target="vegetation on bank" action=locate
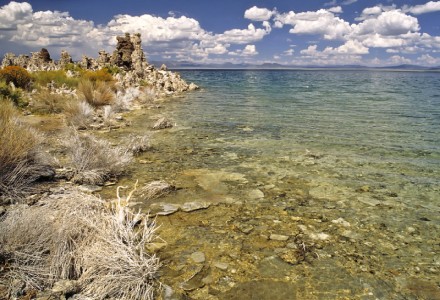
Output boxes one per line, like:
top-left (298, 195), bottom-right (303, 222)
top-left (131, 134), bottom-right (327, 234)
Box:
top-left (0, 65), bottom-right (162, 299)
top-left (0, 101), bottom-right (52, 201)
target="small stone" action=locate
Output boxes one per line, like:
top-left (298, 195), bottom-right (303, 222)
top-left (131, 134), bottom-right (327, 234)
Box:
top-left (139, 180), bottom-right (175, 200)
top-left (269, 234), bottom-right (289, 241)
top-left (52, 279), bottom-right (79, 294)
top-left (181, 201), bottom-right (210, 212)
top-left (188, 82), bottom-right (199, 91)
top-left (152, 117), bottom-right (173, 130)
top-left (161, 284), bottom-right (175, 300)
top-left (0, 206), bottom-right (5, 216)
top-left (237, 223), bottom-right (254, 234)
top-left (202, 275), bottom-right (214, 284)
top-left (331, 218), bottom-right (350, 227)
top-left (78, 185), bottom-right (103, 193)
top-left (214, 262), bottom-right (229, 270)
top-left (190, 251), bottom-right (206, 263)
top-left (357, 185), bottom-right (370, 193)
top-left (146, 242), bottom-right (168, 252)
top-left (248, 189), bottom-right (264, 200)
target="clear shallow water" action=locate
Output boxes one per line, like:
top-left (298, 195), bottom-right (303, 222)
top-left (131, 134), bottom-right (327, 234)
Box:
top-left (111, 70), bottom-right (440, 299)
top-left (173, 70), bottom-right (440, 209)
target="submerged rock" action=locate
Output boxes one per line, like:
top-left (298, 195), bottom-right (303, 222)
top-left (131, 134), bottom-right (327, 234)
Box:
top-left (152, 117), bottom-right (173, 130)
top-left (269, 234), bottom-right (290, 241)
top-left (181, 201), bottom-right (210, 212)
top-left (150, 203), bottom-right (180, 216)
top-left (190, 251), bottom-right (206, 263)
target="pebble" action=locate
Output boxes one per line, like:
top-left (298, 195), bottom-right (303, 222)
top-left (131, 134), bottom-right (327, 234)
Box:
top-left (214, 262), bottom-right (229, 270)
top-left (146, 242), bottom-right (168, 252)
top-left (331, 217), bottom-right (351, 227)
top-left (78, 185), bottom-right (103, 193)
top-left (190, 251), bottom-right (206, 263)
top-left (51, 279), bottom-right (79, 294)
top-left (237, 223), bottom-right (254, 234)
top-left (248, 189), bottom-right (265, 200)
top-left (269, 234), bottom-right (290, 241)
top-left (0, 206), bottom-right (5, 216)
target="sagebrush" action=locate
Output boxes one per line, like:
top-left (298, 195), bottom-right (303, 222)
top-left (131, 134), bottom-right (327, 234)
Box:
top-left (0, 186), bottom-right (160, 299)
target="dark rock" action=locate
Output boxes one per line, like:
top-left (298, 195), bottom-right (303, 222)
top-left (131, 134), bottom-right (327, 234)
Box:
top-left (39, 48), bottom-right (52, 62)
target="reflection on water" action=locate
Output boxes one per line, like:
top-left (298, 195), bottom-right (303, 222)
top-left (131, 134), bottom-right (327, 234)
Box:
top-left (105, 70), bottom-right (440, 299)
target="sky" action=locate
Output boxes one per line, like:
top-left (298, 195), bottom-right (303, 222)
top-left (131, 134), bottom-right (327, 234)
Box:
top-left (0, 0), bottom-right (439, 66)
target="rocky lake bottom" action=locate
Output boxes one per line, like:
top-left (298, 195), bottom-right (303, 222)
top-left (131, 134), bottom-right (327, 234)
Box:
top-left (98, 74), bottom-right (440, 299)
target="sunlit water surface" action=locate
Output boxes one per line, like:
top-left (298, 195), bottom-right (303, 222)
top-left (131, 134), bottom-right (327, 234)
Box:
top-left (109, 70), bottom-right (440, 299)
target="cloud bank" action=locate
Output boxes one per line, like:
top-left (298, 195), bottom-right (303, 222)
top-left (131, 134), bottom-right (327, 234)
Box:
top-left (0, 1), bottom-right (439, 66)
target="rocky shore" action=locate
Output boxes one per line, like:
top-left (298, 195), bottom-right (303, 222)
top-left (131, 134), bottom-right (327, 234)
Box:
top-left (1, 33), bottom-right (199, 96)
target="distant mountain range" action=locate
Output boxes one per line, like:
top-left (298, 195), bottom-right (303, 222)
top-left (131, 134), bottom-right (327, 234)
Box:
top-left (151, 61), bottom-right (440, 71)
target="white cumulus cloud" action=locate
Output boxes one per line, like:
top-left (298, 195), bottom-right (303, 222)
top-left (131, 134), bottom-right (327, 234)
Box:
top-left (275, 9), bottom-right (351, 40)
top-left (244, 6), bottom-right (275, 21)
top-left (403, 1), bottom-right (440, 15)
top-left (229, 44), bottom-right (258, 56)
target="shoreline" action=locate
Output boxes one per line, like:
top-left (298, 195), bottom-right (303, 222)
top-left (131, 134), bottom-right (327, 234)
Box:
top-left (1, 66), bottom-right (439, 299)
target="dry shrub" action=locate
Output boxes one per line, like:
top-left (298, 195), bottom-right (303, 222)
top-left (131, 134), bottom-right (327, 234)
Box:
top-left (125, 134), bottom-right (152, 155)
top-left (114, 87), bottom-right (141, 111)
top-left (63, 100), bottom-right (94, 128)
top-left (0, 186), bottom-right (160, 299)
top-left (0, 102), bottom-right (53, 202)
top-left (138, 180), bottom-right (175, 200)
top-left (31, 89), bottom-right (72, 114)
top-left (0, 66), bottom-right (32, 89)
top-left (64, 129), bottom-right (132, 185)
top-left (78, 80), bottom-right (115, 107)
top-left (81, 69), bottom-right (114, 82)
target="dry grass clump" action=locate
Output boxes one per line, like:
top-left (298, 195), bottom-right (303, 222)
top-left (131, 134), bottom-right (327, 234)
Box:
top-left (63, 100), bottom-right (94, 128)
top-left (0, 102), bottom-right (53, 202)
top-left (64, 129), bottom-right (132, 185)
top-left (0, 186), bottom-right (160, 299)
top-left (31, 89), bottom-right (72, 114)
top-left (78, 80), bottom-right (115, 108)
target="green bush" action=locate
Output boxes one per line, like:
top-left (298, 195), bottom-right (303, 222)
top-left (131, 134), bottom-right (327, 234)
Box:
top-left (0, 80), bottom-right (27, 107)
top-left (32, 70), bottom-right (79, 89)
top-left (0, 66), bottom-right (32, 89)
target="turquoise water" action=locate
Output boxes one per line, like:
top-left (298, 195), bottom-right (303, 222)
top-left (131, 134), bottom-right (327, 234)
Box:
top-left (172, 70), bottom-right (440, 210)
top-left (121, 70), bottom-right (440, 298)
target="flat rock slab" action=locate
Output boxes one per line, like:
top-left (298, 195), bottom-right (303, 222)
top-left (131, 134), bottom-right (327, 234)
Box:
top-left (150, 203), bottom-right (180, 216)
top-left (269, 234), bottom-right (290, 241)
top-left (181, 201), bottom-right (210, 212)
top-left (190, 251), bottom-right (206, 263)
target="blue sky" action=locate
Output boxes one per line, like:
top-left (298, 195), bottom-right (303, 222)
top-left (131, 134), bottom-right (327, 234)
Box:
top-left (1, 0), bottom-right (439, 66)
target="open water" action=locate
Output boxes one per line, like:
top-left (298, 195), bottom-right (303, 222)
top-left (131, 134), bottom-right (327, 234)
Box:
top-left (117, 70), bottom-right (440, 299)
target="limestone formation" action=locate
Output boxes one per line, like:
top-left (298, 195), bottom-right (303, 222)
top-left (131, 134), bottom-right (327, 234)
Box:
top-left (1, 53), bottom-right (16, 68)
top-left (59, 50), bottom-right (73, 67)
top-left (112, 33), bottom-right (135, 70)
top-left (0, 33), bottom-right (200, 95)
top-left (97, 50), bottom-right (110, 67)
